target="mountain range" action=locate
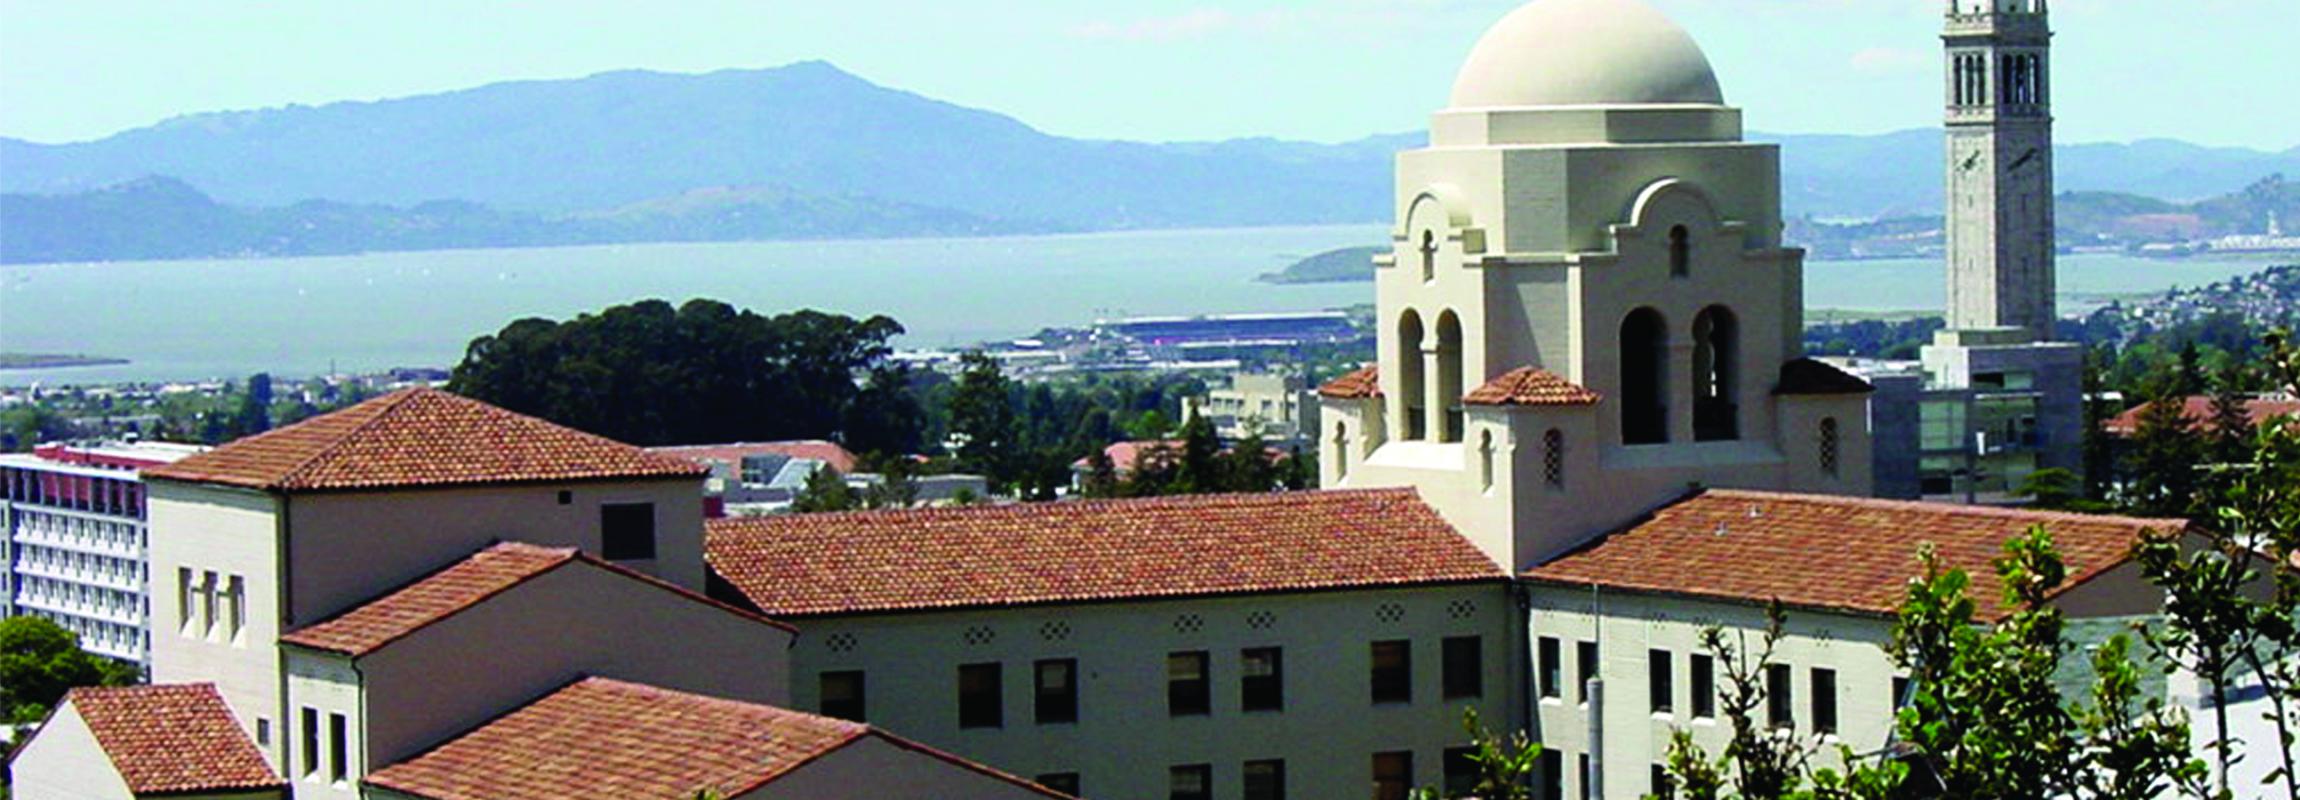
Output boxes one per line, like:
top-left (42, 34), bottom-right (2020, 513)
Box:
top-left (4, 61), bottom-right (2296, 263)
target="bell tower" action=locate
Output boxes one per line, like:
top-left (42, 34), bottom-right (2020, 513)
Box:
top-left (1943, 0), bottom-right (2055, 341)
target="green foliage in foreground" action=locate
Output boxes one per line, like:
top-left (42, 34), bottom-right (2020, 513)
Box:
top-left (0, 617), bottom-right (139, 727)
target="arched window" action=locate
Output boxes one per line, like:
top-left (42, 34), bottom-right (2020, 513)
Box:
top-left (1334, 423), bottom-right (1351, 482)
top-left (1478, 430), bottom-right (1496, 492)
top-left (1397, 311), bottom-right (1426, 441)
top-left (1621, 308), bottom-right (1670, 445)
top-left (1819, 417), bottom-right (1841, 478)
top-left (1434, 311), bottom-right (1465, 443)
top-left (1543, 429), bottom-right (1566, 490)
top-left (1693, 306), bottom-right (1740, 441)
top-left (1668, 225), bottom-right (1690, 278)
top-left (1420, 230), bottom-right (1438, 283)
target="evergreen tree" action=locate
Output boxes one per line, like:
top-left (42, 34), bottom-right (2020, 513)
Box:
top-left (1174, 415), bottom-right (1223, 493)
top-left (2204, 362), bottom-right (2256, 467)
top-left (2124, 385), bottom-right (2204, 519)
top-left (946, 352), bottom-right (1021, 492)
top-left (790, 465), bottom-right (857, 513)
top-left (1219, 432), bottom-right (1278, 493)
top-left (1080, 449), bottom-right (1121, 499)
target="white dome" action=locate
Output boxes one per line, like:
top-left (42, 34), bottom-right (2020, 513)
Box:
top-left (1448, 0), bottom-right (1724, 109)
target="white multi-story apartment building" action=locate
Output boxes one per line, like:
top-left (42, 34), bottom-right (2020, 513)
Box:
top-left (0, 441), bottom-right (205, 667)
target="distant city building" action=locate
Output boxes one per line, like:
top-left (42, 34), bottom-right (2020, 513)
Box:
top-left (1195, 371), bottom-right (1320, 443)
top-left (1, 440), bottom-right (206, 667)
top-left (650, 440), bottom-right (861, 514)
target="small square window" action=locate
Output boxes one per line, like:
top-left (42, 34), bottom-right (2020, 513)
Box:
top-left (959, 663), bottom-right (1003, 729)
top-left (1244, 759), bottom-right (1286, 800)
top-left (600, 502), bottom-right (655, 560)
top-left (556, 490), bottom-right (573, 505)
top-left (1241, 648), bottom-right (1283, 712)
top-left (820, 671), bottom-right (865, 722)
top-left (1170, 764), bottom-right (1211, 800)
top-left (1371, 640), bottom-right (1411, 704)
top-left (1373, 751), bottom-right (1413, 800)
top-left (1538, 637), bottom-right (1561, 699)
top-left (1442, 636), bottom-right (1482, 699)
top-left (1036, 659), bottom-right (1078, 724)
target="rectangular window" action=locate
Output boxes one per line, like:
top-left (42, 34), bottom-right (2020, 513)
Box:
top-left (1766, 663), bottom-right (1794, 730)
top-left (1540, 749), bottom-right (1564, 800)
top-left (226, 575), bottom-right (246, 641)
top-left (1443, 747), bottom-right (1478, 796)
top-left (600, 502), bottom-right (656, 560)
top-left (201, 570), bottom-right (219, 639)
top-left (1893, 676), bottom-right (1913, 710)
top-left (1691, 654), bottom-right (1716, 719)
top-left (959, 663), bottom-right (1003, 729)
top-left (1371, 640), bottom-right (1412, 704)
top-left (1649, 648), bottom-right (1674, 714)
top-left (176, 567), bottom-right (193, 634)
top-left (1812, 667), bottom-right (1839, 735)
top-left (1036, 659), bottom-right (1078, 724)
top-left (1652, 764), bottom-right (1676, 799)
top-left (820, 671), bottom-right (865, 722)
top-left (1244, 759), bottom-right (1286, 800)
top-left (1575, 641), bottom-right (1598, 704)
top-left (1168, 651), bottom-right (1210, 716)
top-left (1372, 751), bottom-right (1413, 800)
top-left (1241, 647), bottom-right (1283, 712)
top-left (256, 717), bottom-right (271, 748)
top-left (1037, 774), bottom-right (1080, 796)
top-left (1442, 636), bottom-right (1482, 699)
top-left (328, 712), bottom-right (348, 783)
top-left (1170, 764), bottom-right (1212, 800)
top-left (1538, 637), bottom-right (1561, 699)
top-left (1579, 754), bottom-right (1592, 800)
top-left (301, 707), bottom-right (319, 778)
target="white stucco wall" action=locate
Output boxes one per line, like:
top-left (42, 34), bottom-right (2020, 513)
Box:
top-left (785, 584), bottom-right (1519, 800)
top-left (351, 560), bottom-right (792, 768)
top-left (748, 735), bottom-right (1059, 800)
top-left (282, 477), bottom-right (704, 628)
top-left (146, 480), bottom-right (286, 767)
top-left (282, 653), bottom-right (363, 799)
top-left (9, 702), bottom-right (137, 800)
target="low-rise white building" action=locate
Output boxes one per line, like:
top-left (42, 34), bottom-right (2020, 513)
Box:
top-left (8, 683), bottom-right (282, 800)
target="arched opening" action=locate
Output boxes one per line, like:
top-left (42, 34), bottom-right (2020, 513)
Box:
top-left (1334, 423), bottom-right (1351, 482)
top-left (1478, 430), bottom-right (1495, 492)
top-left (1396, 311), bottom-right (1426, 441)
top-left (1434, 311), bottom-right (1465, 443)
top-left (1621, 308), bottom-right (1670, 445)
top-left (1543, 429), bottom-right (1566, 490)
top-left (1420, 230), bottom-right (1438, 283)
top-left (1668, 225), bottom-right (1690, 278)
top-left (1820, 417), bottom-right (1841, 478)
top-left (1692, 305), bottom-right (1740, 442)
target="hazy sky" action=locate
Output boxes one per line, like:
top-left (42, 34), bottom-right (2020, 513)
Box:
top-left (0, 0), bottom-right (2290, 149)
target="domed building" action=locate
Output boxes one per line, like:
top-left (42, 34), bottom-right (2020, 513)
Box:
top-left (1320, 0), bottom-right (1876, 570)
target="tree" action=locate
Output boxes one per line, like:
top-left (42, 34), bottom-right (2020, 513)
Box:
top-left (2014, 467), bottom-right (2104, 512)
top-left (228, 372), bottom-right (273, 438)
top-left (1173, 415), bottom-right (1222, 494)
top-left (1079, 449), bottom-right (1121, 499)
top-left (1411, 707), bottom-right (1542, 800)
top-left (1219, 431), bottom-right (1278, 493)
top-left (0, 617), bottom-right (138, 725)
top-left (946, 352), bottom-right (1021, 491)
top-left (843, 365), bottom-right (928, 459)
top-left (2126, 384), bottom-right (2205, 519)
top-left (0, 405), bottom-right (72, 452)
top-left (789, 466), bottom-right (857, 513)
top-left (2204, 362), bottom-right (2256, 467)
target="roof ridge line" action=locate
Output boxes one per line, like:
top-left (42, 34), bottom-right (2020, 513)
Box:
top-left (1698, 488), bottom-right (2186, 529)
top-left (273, 387), bottom-right (427, 488)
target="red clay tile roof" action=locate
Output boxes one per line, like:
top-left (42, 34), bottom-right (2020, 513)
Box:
top-left (649, 440), bottom-right (861, 475)
top-left (1463, 367), bottom-right (1602, 407)
top-left (364, 677), bottom-right (1069, 800)
top-left (1318, 366), bottom-right (1382, 399)
top-left (1522, 489), bottom-right (2182, 622)
top-left (283, 542), bottom-right (791, 656)
top-left (142, 388), bottom-right (705, 492)
top-left (2102, 396), bottom-right (2300, 436)
top-left (708, 489), bottom-right (1503, 617)
top-left (1775, 358), bottom-right (1876, 396)
top-left (60, 683), bottom-right (284, 795)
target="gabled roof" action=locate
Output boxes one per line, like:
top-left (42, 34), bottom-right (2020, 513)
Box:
top-left (1463, 367), bottom-right (1602, 407)
top-left (282, 542), bottom-right (791, 656)
top-left (142, 388), bottom-right (705, 492)
top-left (1774, 358), bottom-right (1875, 396)
top-left (1522, 489), bottom-right (2182, 622)
top-left (649, 440), bottom-right (861, 475)
top-left (2102, 396), bottom-right (2300, 436)
top-left (1317, 366), bottom-right (1382, 399)
top-left (708, 489), bottom-right (1504, 617)
top-left (55, 683), bottom-right (283, 795)
top-left (364, 677), bottom-right (1068, 800)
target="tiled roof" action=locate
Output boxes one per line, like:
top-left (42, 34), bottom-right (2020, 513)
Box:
top-left (364, 677), bottom-right (1068, 800)
top-left (1318, 366), bottom-right (1382, 399)
top-left (1463, 367), bottom-right (1602, 407)
top-left (142, 388), bottom-right (705, 492)
top-left (61, 683), bottom-right (284, 795)
top-left (283, 542), bottom-right (791, 656)
top-left (1774, 358), bottom-right (1875, 396)
top-left (708, 489), bottom-right (1503, 617)
top-left (1523, 490), bottom-right (2182, 622)
top-left (649, 440), bottom-right (861, 475)
top-left (2102, 396), bottom-right (2300, 436)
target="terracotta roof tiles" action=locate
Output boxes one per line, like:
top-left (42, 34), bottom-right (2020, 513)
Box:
top-left (60, 683), bottom-right (283, 795)
top-left (364, 677), bottom-right (1068, 799)
top-left (1463, 367), bottom-right (1602, 407)
top-left (143, 388), bottom-right (705, 492)
top-left (708, 489), bottom-right (1503, 617)
top-left (2103, 396), bottom-right (2300, 436)
top-left (1523, 489), bottom-right (2181, 622)
top-left (1318, 366), bottom-right (1382, 399)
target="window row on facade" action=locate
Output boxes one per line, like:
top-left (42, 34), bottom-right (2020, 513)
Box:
top-left (1034, 748), bottom-right (1510, 800)
top-left (11, 573), bottom-right (144, 622)
top-left (818, 636), bottom-right (1486, 728)
top-left (177, 567), bottom-right (248, 644)
top-left (11, 545), bottom-right (144, 589)
top-left (1, 467), bottom-right (146, 517)
top-left (1539, 636), bottom-right (1865, 736)
top-left (8, 510), bottom-right (144, 555)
